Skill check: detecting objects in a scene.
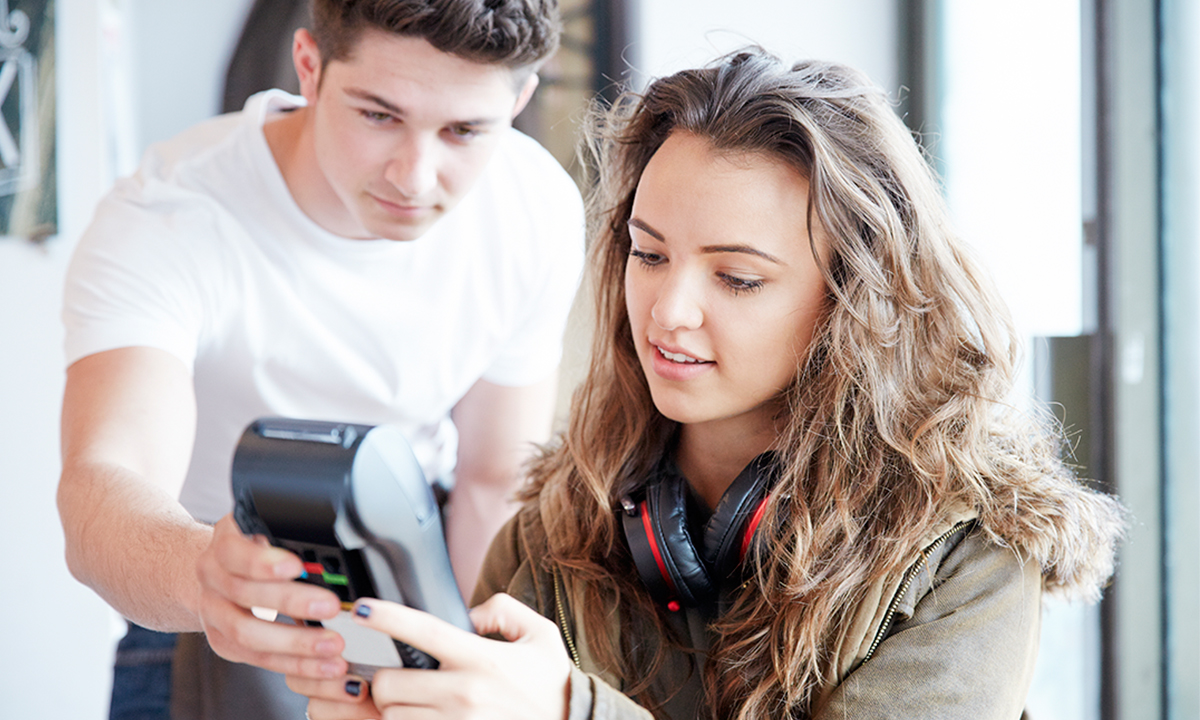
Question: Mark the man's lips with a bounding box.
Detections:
[371,194,436,217]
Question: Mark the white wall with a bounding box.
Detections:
[631,0,899,96]
[126,0,251,150]
[0,1,251,719]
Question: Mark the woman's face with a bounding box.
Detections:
[625,132,828,440]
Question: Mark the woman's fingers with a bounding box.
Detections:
[286,674,373,703]
[349,596,572,720]
[303,696,383,720]
[467,592,561,644]
[350,600,481,668]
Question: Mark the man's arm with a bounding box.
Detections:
[447,374,559,598]
[58,346,209,630]
[58,346,349,678]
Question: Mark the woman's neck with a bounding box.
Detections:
[675,416,778,510]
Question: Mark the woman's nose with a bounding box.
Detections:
[650,272,703,331]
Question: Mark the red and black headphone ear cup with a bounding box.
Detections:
[701,453,775,581]
[621,500,678,605]
[621,476,715,608]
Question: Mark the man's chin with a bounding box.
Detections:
[363,214,440,242]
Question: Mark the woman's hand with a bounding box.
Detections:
[288,593,572,720]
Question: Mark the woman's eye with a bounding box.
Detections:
[629,248,665,267]
[718,272,764,295]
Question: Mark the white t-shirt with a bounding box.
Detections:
[64,91,585,523]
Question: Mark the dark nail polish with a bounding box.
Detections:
[354,603,371,618]
[345,679,362,697]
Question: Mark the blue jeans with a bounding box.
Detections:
[109,623,176,720]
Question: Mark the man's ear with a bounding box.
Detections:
[292,28,323,104]
[511,74,540,119]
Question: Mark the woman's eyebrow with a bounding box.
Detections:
[629,217,785,264]
[700,245,785,264]
[627,217,664,241]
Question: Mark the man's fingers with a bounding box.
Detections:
[199,515,341,622]
[198,554,342,621]
[211,515,302,580]
[205,620,349,678]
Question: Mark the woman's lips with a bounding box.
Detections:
[649,342,713,381]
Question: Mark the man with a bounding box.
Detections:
[57,1,582,718]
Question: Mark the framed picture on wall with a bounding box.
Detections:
[0,0,54,244]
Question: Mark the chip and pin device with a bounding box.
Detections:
[232,417,473,676]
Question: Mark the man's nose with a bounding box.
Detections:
[385,136,438,198]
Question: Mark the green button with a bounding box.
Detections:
[322,573,349,586]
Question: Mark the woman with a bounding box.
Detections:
[291,49,1126,719]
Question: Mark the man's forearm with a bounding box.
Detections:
[444,478,523,600]
[58,461,212,632]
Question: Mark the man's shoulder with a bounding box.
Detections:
[458,129,583,246]
[135,91,297,193]
[487,129,580,196]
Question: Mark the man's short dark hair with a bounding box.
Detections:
[311,0,561,72]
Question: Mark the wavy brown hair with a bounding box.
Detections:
[524,49,1125,719]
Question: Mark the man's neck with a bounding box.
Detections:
[263,107,367,238]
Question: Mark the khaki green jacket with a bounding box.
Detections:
[473,503,1042,720]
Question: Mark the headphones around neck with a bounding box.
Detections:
[619,452,777,611]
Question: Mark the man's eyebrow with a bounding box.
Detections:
[344,88,501,127]
[628,216,785,264]
[346,88,407,116]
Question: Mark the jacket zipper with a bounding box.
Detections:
[861,520,973,664]
[553,570,583,668]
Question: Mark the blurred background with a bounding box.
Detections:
[0,0,1195,718]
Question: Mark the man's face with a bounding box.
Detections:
[297,30,533,241]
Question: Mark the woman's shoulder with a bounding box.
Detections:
[818,527,1043,719]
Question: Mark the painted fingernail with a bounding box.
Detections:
[354,603,371,618]
[345,680,362,697]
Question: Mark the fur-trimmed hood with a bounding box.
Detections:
[976,467,1127,604]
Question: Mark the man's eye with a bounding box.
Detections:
[361,110,393,123]
[448,125,479,139]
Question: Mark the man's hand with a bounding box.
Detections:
[195,514,350,679]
